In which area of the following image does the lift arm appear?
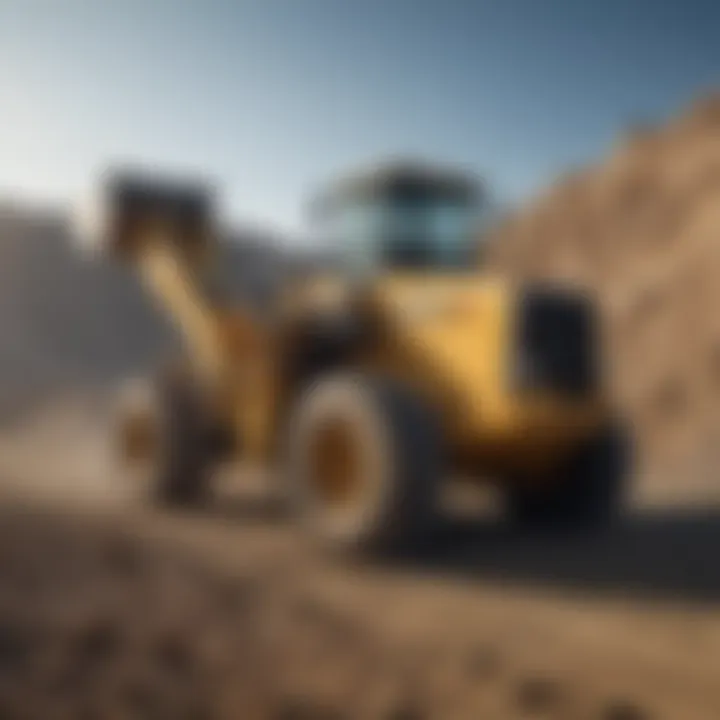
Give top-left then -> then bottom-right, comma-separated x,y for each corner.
81,170 -> 227,385
136,238 -> 225,382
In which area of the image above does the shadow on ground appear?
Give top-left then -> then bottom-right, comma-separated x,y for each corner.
385,507 -> 720,604
211,492 -> 720,605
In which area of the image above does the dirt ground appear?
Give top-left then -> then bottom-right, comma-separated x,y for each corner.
0,404 -> 719,719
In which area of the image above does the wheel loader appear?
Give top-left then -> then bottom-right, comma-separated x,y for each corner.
83,161 -> 629,552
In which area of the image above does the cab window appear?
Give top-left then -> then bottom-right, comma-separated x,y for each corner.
317,193 -> 481,273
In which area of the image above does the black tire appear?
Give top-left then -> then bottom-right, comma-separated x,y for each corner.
284,373 -> 442,554
147,368 -> 213,508
506,422 -> 631,533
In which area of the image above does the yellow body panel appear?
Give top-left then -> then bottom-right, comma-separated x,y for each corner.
266,271 -> 603,475
130,242 -> 604,477
368,273 -> 604,474
132,245 -> 604,476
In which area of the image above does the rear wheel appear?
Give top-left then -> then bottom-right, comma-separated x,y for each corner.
153,369 -> 214,507
284,373 -> 442,554
506,422 -> 630,532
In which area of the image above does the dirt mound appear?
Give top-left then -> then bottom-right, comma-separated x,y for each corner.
0,505 -> 661,720
0,507 -> 267,719
489,93 -> 720,485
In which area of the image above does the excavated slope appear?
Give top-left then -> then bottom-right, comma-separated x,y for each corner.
0,204 -> 288,423
0,207 -> 174,420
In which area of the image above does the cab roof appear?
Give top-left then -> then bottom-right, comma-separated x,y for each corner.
311,159 -> 484,215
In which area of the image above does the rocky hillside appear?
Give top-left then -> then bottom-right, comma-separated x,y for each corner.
489,94 -> 720,483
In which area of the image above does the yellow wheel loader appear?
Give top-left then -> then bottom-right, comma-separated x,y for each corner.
84,162 -> 630,552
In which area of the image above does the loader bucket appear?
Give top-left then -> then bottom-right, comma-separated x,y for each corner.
77,169 -> 216,262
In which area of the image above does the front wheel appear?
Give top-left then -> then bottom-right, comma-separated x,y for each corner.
283,373 -> 442,554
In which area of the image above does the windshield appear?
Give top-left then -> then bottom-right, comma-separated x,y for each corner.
319,197 -> 480,273
383,198 -> 477,268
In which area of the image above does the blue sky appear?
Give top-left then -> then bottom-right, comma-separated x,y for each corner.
1,0 -> 719,236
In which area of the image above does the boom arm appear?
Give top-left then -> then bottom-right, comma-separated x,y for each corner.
81,170 -> 227,385
136,238 -> 225,382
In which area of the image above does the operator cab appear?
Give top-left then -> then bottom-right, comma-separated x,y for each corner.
312,161 -> 485,274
